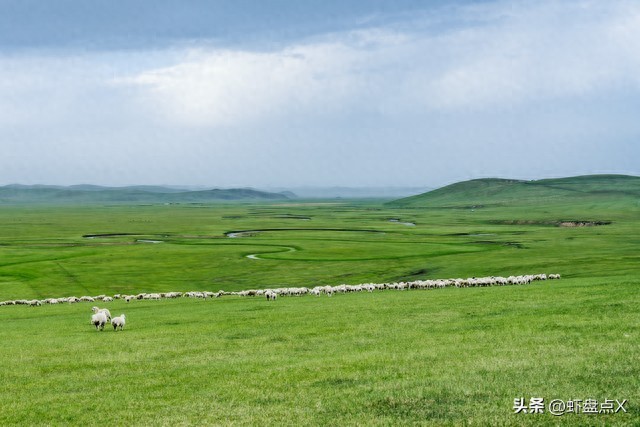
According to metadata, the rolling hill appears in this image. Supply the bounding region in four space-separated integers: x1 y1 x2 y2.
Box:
388 174 640 207
0 185 291 204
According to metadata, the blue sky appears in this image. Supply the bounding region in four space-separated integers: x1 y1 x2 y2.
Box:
1 0 639 188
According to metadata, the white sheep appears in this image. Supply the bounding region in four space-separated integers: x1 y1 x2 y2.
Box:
92 306 111 321
91 312 108 331
111 314 126 331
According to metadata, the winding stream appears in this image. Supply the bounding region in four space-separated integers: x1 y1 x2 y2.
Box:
82 233 165 244
245 246 296 260
388 219 416 226
224 228 385 260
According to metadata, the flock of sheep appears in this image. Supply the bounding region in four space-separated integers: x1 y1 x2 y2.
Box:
236 273 560 298
0 273 560 313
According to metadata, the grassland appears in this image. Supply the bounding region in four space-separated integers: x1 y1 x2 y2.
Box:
0 176 638 425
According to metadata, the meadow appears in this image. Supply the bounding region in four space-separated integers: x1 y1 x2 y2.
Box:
0 185 638 425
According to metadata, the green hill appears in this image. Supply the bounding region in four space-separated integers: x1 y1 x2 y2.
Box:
388 174 640 207
0 185 291 204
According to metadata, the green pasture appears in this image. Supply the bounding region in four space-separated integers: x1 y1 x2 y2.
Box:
0 186 638 425
0 194 638 298
0 277 637 425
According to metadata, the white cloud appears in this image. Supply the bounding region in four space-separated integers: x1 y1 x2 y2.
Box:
117 42 369 127
113 0 640 125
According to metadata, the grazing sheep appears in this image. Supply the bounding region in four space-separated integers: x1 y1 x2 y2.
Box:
91 312 108 331
265 290 277 301
111 314 126 331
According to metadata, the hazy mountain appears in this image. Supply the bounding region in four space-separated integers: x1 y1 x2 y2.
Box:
387 174 640 207
0 185 290 204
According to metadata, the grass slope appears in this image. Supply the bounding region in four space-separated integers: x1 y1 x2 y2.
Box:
388 174 640 207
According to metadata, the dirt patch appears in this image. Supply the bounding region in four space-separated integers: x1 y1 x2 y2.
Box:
489 219 611 227
558 221 611 227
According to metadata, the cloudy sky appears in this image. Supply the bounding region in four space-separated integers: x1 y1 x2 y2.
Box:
1 0 639 188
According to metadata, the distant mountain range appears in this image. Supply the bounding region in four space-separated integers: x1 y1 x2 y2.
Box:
0 184 431 203
0 185 291 204
6 176 635 205
388 174 640 207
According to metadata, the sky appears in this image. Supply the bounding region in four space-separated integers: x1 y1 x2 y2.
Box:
1 0 639 189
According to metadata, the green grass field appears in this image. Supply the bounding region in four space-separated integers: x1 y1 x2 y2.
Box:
1 177 638 425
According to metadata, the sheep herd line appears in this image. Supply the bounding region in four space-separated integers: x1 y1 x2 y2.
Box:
1 273 560 310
